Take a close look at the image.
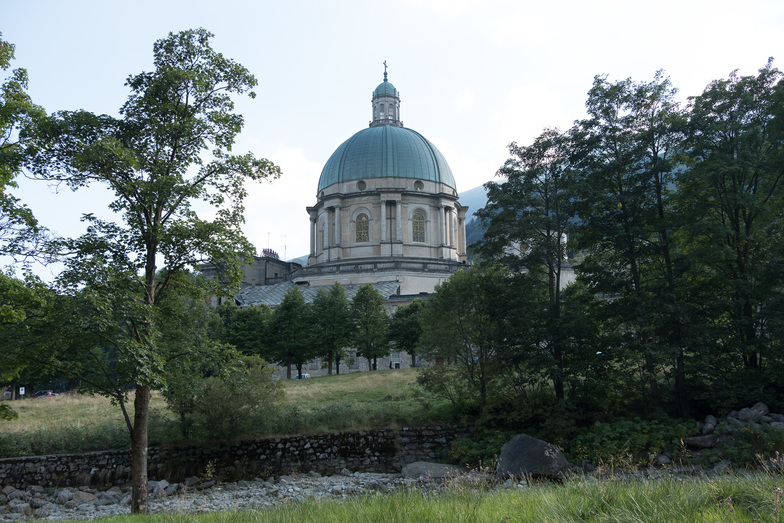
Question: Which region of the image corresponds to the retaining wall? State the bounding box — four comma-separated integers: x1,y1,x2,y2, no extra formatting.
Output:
0,426,471,489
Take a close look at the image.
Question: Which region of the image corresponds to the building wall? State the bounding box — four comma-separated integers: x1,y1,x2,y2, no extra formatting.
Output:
308,177,467,267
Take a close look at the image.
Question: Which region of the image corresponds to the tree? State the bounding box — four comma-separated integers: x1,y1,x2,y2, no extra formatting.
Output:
388,299,425,367
476,128,576,399
24,29,280,513
351,283,389,370
679,60,784,399
215,302,273,358
569,72,687,415
311,282,353,374
0,33,47,258
0,271,53,394
417,265,512,408
268,287,313,379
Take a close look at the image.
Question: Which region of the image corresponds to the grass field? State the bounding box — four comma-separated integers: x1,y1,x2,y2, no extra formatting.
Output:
64,474,784,522
0,368,452,458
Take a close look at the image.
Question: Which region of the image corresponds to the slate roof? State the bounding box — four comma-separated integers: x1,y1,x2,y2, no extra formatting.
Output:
237,280,402,308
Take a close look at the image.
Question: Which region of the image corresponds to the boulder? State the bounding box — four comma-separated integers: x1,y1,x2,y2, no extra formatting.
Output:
738,407,763,422
701,415,717,435
684,435,718,449
497,434,572,480
401,462,467,479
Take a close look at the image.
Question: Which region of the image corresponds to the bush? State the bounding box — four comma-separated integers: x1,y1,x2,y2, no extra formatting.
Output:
164,355,283,442
0,403,17,421
449,429,513,469
570,419,697,466
718,423,784,467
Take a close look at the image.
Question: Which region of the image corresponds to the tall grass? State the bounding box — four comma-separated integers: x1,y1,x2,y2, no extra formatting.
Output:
0,368,450,457
104,474,784,522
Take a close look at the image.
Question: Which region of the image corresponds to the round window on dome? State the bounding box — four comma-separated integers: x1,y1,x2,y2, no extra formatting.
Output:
357,180,367,191
414,180,424,191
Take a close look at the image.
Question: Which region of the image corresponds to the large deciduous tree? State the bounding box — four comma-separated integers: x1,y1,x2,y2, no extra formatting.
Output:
476,128,575,399
417,265,512,407
680,60,784,398
0,33,46,258
569,72,687,415
24,29,279,513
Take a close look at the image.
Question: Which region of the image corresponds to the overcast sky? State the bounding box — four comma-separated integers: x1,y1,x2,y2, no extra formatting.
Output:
4,0,782,276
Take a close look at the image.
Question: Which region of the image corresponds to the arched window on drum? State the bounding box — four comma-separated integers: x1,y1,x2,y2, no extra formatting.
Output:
356,213,369,242
412,211,425,243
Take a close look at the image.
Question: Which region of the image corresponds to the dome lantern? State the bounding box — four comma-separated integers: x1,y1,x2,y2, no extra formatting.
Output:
371,61,402,128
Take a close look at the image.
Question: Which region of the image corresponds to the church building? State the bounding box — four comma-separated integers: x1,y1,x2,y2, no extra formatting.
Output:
231,67,470,374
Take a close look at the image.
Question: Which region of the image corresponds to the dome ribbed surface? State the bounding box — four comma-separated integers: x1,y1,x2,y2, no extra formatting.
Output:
317,126,456,192
374,80,397,97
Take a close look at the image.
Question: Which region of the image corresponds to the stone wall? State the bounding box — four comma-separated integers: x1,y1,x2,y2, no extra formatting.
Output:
0,426,471,490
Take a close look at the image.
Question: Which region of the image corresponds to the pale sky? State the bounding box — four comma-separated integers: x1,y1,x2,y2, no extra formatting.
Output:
4,0,782,277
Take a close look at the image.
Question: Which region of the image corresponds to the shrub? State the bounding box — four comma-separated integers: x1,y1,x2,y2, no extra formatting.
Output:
449,428,512,469
164,355,283,442
719,423,784,467
0,403,17,421
570,419,697,465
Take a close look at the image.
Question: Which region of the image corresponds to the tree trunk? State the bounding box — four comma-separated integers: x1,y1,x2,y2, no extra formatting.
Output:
411,353,416,368
130,386,151,514
327,349,333,375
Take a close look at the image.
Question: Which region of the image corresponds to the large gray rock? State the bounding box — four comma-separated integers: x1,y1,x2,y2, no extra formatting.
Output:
401,462,467,479
738,407,766,422
497,434,572,480
684,434,718,449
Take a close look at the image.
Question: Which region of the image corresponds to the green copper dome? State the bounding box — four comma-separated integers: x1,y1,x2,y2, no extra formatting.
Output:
374,80,397,98
317,125,456,192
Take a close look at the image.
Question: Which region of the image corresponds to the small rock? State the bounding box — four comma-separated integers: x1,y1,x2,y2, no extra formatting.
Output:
655,454,672,466
184,476,200,487
727,417,745,428
72,491,98,503
713,460,732,475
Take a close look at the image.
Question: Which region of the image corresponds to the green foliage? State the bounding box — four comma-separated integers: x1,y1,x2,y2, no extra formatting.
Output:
0,32,47,258
717,423,784,467
388,299,424,367
351,284,389,369
21,28,280,512
449,428,512,469
169,355,283,442
0,402,17,421
570,419,697,465
418,265,512,407
214,302,272,357
312,282,354,374
268,287,314,378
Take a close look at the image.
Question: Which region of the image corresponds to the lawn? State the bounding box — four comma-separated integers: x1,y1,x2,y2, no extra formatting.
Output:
0,368,451,458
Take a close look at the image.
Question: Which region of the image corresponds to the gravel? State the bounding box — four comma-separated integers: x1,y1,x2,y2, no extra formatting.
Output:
0,469,503,521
